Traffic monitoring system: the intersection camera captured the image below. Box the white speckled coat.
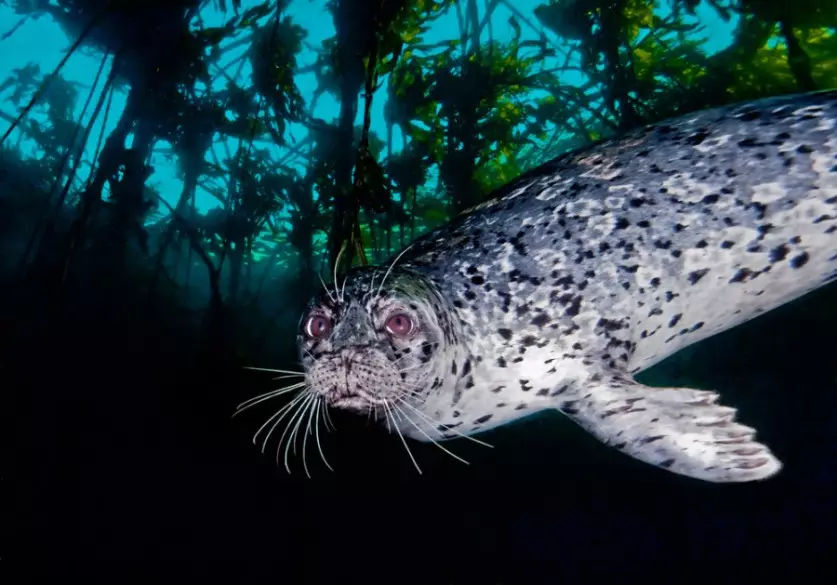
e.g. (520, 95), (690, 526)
(302, 91), (837, 483)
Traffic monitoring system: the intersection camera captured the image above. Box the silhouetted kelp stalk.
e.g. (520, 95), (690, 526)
(0, 7), (109, 147)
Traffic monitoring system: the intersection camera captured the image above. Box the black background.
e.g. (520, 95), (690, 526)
(8, 282), (837, 582)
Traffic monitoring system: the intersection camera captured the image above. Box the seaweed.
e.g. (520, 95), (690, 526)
(3, 2), (837, 574)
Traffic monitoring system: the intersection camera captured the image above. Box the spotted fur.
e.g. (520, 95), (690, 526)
(300, 91), (837, 482)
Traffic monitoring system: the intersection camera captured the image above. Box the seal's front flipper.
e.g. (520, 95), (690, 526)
(554, 378), (782, 482)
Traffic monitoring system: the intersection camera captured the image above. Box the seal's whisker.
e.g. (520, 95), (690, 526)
(250, 392), (303, 446)
(301, 394), (319, 478)
(383, 401), (422, 475)
(235, 382), (306, 414)
(332, 242), (346, 304)
(381, 403), (390, 431)
(303, 349), (318, 364)
(314, 399), (334, 472)
(375, 244), (414, 301)
(321, 401), (336, 432)
(319, 272), (336, 304)
(271, 374), (305, 382)
(279, 392), (316, 474)
(292, 394), (315, 457)
(339, 275), (348, 304)
(367, 270), (377, 297)
(391, 344), (438, 371)
(390, 400), (470, 466)
(244, 366), (306, 376)
(256, 391), (308, 452)
(397, 398), (494, 449)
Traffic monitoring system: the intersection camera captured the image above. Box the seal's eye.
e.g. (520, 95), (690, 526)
(304, 314), (333, 339)
(385, 313), (415, 338)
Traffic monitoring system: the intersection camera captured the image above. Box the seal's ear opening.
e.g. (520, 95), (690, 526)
(550, 378), (782, 483)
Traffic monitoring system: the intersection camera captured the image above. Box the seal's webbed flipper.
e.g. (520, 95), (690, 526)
(554, 378), (782, 482)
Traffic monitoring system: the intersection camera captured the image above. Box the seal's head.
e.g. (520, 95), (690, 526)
(298, 266), (458, 416)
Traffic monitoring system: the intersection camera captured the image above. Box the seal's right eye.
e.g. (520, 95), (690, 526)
(304, 314), (333, 339)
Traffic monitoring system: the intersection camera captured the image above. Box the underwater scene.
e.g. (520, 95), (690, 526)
(4, 0), (837, 580)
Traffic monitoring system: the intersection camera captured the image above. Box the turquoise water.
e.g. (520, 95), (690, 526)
(0, 0), (735, 218)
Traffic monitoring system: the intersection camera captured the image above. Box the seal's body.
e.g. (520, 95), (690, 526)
(296, 91), (837, 482)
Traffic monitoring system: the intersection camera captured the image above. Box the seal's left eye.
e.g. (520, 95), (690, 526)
(385, 313), (415, 338)
(304, 314), (332, 339)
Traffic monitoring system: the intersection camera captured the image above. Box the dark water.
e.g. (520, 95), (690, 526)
(3, 0), (837, 580)
(10, 280), (837, 580)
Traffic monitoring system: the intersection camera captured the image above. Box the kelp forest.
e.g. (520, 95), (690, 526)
(4, 0), (837, 578)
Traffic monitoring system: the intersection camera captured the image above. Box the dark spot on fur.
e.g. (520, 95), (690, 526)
(531, 313), (550, 327)
(769, 244), (789, 263)
(687, 129), (710, 145)
(688, 268), (709, 285)
(790, 252), (809, 268)
(729, 268), (752, 283)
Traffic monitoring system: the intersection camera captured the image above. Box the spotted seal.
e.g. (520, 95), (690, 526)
(250, 90), (837, 483)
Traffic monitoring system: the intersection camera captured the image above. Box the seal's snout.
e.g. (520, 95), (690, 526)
(306, 327), (422, 416)
(311, 348), (381, 411)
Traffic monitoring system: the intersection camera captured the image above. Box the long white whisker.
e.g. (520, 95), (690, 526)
(390, 401), (470, 465)
(271, 374), (305, 382)
(253, 391), (308, 449)
(319, 272), (336, 304)
(368, 269), (377, 297)
(314, 399), (334, 472)
(339, 274), (348, 304)
(301, 394), (318, 478)
(235, 382), (306, 414)
(280, 393), (316, 473)
(376, 244), (414, 300)
(396, 397), (494, 448)
(333, 242), (346, 303)
(322, 401), (336, 432)
(244, 366), (305, 376)
(382, 402), (392, 432)
(383, 401), (422, 474)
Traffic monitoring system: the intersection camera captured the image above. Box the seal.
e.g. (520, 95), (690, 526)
(250, 90), (837, 483)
